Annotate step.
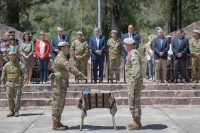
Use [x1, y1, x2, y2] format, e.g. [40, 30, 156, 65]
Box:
[1, 83, 200, 92]
[1, 97, 200, 107]
[1, 90, 200, 99]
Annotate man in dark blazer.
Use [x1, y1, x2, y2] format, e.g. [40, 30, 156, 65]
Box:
[51, 27, 70, 60]
[172, 29, 189, 83]
[153, 29, 169, 83]
[89, 28, 106, 83]
[122, 24, 140, 49]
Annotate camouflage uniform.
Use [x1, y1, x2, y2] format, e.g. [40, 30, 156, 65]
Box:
[50, 51, 86, 122]
[70, 40, 89, 80]
[125, 49, 143, 121]
[107, 38, 122, 81]
[1, 60, 23, 113]
[189, 37, 200, 81]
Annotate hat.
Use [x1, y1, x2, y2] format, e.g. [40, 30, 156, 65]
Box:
[58, 41, 70, 47]
[76, 31, 83, 35]
[166, 35, 172, 38]
[111, 30, 117, 33]
[123, 38, 135, 45]
[8, 51, 15, 55]
[40, 31, 45, 35]
[57, 27, 64, 32]
[9, 31, 15, 35]
[193, 30, 200, 34]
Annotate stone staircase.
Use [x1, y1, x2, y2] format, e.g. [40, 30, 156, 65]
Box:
[1, 83, 200, 107]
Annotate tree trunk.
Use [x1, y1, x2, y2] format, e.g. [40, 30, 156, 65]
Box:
[6, 0, 20, 29]
[111, 0, 122, 35]
[177, 0, 182, 29]
[169, 0, 182, 32]
[169, 0, 177, 32]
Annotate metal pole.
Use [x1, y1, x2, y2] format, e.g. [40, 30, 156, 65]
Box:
[98, 0, 101, 29]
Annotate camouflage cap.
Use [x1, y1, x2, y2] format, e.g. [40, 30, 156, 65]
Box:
[57, 27, 64, 32]
[193, 30, 200, 34]
[123, 38, 135, 45]
[166, 35, 172, 38]
[76, 31, 83, 35]
[58, 41, 70, 47]
[40, 31, 45, 35]
[111, 30, 117, 33]
[9, 31, 15, 36]
[8, 51, 15, 55]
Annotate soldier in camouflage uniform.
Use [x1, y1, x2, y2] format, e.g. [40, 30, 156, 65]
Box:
[189, 30, 200, 83]
[107, 30, 122, 83]
[1, 51, 23, 117]
[70, 31, 89, 83]
[49, 41, 87, 130]
[124, 38, 143, 130]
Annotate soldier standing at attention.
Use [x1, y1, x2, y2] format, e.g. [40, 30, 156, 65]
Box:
[70, 31, 89, 83]
[1, 51, 23, 117]
[189, 30, 200, 83]
[107, 30, 122, 83]
[49, 42, 87, 130]
[124, 38, 143, 130]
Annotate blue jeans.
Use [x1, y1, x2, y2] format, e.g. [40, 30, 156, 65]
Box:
[38, 58, 49, 83]
[147, 60, 153, 79]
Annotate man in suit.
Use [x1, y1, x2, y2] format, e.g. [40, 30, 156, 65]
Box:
[153, 29, 169, 83]
[51, 27, 70, 60]
[172, 29, 189, 83]
[89, 28, 106, 83]
[122, 24, 140, 49]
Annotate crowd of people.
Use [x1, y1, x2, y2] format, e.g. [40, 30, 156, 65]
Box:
[0, 25, 200, 84]
[143, 27, 200, 83]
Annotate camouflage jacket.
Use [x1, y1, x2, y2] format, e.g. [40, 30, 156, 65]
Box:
[125, 49, 143, 84]
[50, 51, 86, 87]
[70, 39, 89, 61]
[107, 38, 122, 59]
[1, 61, 23, 85]
[189, 37, 200, 55]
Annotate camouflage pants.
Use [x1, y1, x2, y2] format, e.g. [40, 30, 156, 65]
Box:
[75, 59, 87, 80]
[52, 86, 67, 122]
[6, 82, 22, 112]
[109, 58, 121, 80]
[127, 81, 142, 121]
[192, 58, 200, 80]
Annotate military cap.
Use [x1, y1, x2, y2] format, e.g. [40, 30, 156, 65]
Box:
[166, 35, 172, 38]
[123, 38, 135, 45]
[8, 51, 15, 55]
[57, 27, 64, 32]
[40, 31, 45, 35]
[76, 31, 83, 35]
[111, 30, 117, 33]
[9, 31, 15, 36]
[193, 30, 200, 34]
[58, 41, 70, 47]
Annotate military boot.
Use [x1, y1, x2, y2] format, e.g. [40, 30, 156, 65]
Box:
[14, 112, 19, 117]
[127, 119, 142, 130]
[7, 110, 14, 117]
[52, 121, 68, 130]
[59, 122, 68, 129]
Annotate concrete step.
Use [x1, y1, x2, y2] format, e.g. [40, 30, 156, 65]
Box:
[1, 97, 200, 107]
[1, 90, 200, 99]
[1, 83, 200, 92]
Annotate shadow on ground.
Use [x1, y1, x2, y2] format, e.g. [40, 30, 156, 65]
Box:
[142, 124, 168, 130]
[19, 113, 44, 117]
[69, 125, 126, 130]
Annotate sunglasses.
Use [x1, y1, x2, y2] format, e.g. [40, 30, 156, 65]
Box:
[9, 39, 15, 41]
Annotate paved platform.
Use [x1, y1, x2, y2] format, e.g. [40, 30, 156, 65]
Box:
[0, 106, 199, 133]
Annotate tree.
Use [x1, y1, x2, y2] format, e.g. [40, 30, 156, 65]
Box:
[0, 0, 54, 29]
